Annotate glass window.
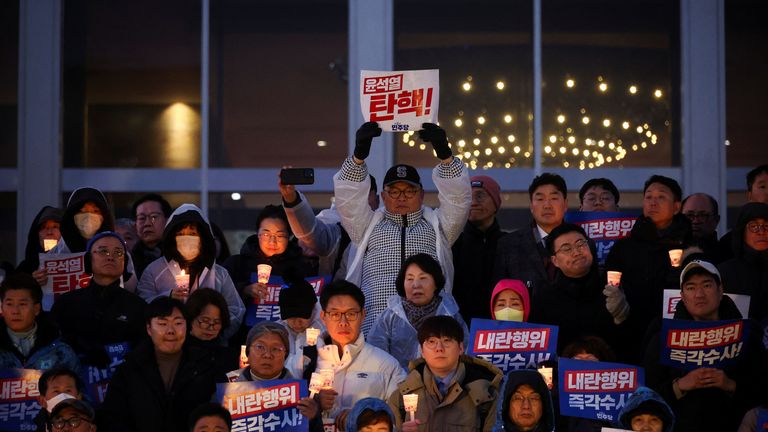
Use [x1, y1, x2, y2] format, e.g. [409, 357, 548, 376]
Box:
[0, 193, 16, 266]
[0, 1, 18, 168]
[210, 0, 348, 168]
[542, 0, 678, 169]
[62, 0, 201, 168]
[725, 0, 768, 167]
[394, 0, 532, 169]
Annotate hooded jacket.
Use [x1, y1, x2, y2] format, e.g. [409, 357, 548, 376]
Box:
[617, 386, 675, 432]
[388, 355, 503, 432]
[137, 204, 245, 339]
[489, 279, 530, 321]
[367, 292, 469, 371]
[346, 397, 396, 432]
[17, 206, 63, 274]
[493, 369, 555, 432]
[52, 187, 114, 254]
[718, 202, 768, 321]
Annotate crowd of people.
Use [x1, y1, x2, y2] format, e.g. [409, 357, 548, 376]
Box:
[0, 122, 766, 432]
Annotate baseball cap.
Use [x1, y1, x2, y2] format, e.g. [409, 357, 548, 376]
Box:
[679, 260, 721, 286]
[383, 164, 421, 188]
[50, 398, 96, 423]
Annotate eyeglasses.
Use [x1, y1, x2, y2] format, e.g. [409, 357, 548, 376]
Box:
[583, 194, 615, 203]
[324, 310, 361, 322]
[511, 393, 542, 405]
[258, 232, 290, 242]
[555, 238, 589, 255]
[52, 416, 91, 430]
[384, 187, 420, 199]
[423, 337, 458, 350]
[746, 222, 768, 234]
[136, 213, 163, 224]
[195, 317, 222, 329]
[684, 212, 713, 221]
[92, 248, 125, 258]
[251, 343, 286, 356]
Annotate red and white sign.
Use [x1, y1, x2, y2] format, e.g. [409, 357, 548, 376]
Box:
[360, 69, 439, 132]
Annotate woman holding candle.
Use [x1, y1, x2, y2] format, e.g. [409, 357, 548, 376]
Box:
[137, 204, 245, 339]
[368, 254, 468, 371]
[16, 205, 63, 277]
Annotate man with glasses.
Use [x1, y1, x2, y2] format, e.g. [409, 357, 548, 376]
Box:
[49, 399, 97, 431]
[131, 194, 172, 279]
[681, 193, 723, 263]
[496, 369, 555, 432]
[333, 122, 471, 335]
[387, 315, 503, 432]
[311, 280, 405, 431]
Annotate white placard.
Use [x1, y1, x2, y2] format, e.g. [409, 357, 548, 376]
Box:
[662, 289, 751, 319]
[360, 69, 439, 132]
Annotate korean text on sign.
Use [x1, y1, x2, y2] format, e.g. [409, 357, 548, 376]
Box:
[217, 380, 308, 432]
[564, 212, 638, 265]
[39, 252, 90, 310]
[0, 368, 43, 431]
[468, 319, 558, 372]
[244, 275, 330, 327]
[660, 318, 749, 371]
[360, 69, 439, 132]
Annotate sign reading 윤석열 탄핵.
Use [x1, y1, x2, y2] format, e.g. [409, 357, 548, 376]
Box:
[360, 69, 439, 132]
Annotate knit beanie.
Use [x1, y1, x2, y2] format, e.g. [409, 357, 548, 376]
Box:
[471, 175, 502, 210]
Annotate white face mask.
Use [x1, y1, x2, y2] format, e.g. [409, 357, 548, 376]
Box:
[46, 392, 75, 413]
[495, 307, 524, 322]
[74, 212, 103, 239]
[176, 235, 201, 261]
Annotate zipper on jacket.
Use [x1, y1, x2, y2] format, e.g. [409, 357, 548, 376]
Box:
[400, 214, 408, 264]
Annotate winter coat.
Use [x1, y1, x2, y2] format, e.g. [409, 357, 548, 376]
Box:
[718, 202, 768, 322]
[367, 292, 469, 371]
[643, 295, 763, 432]
[617, 386, 675, 432]
[51, 187, 114, 254]
[346, 397, 396, 432]
[51, 279, 146, 368]
[279, 303, 325, 379]
[493, 223, 553, 306]
[16, 206, 63, 274]
[493, 369, 555, 432]
[0, 315, 79, 372]
[97, 340, 228, 432]
[311, 332, 406, 418]
[130, 239, 163, 280]
[388, 355, 503, 432]
[233, 366, 292, 382]
[452, 219, 508, 322]
[138, 204, 245, 339]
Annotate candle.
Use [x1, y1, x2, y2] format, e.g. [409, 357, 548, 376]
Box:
[43, 239, 58, 252]
[309, 372, 324, 398]
[175, 269, 190, 296]
[403, 394, 419, 422]
[668, 249, 683, 267]
[257, 264, 272, 284]
[318, 368, 334, 389]
[305, 327, 320, 346]
[239, 345, 249, 368]
[606, 271, 622, 286]
[538, 366, 553, 389]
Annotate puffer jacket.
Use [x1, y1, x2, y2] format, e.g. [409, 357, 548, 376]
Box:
[346, 397, 396, 432]
[493, 369, 555, 432]
[367, 292, 469, 371]
[0, 315, 79, 372]
[617, 386, 675, 432]
[388, 355, 503, 432]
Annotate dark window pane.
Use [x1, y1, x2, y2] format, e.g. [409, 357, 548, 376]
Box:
[210, 0, 348, 168]
[0, 1, 18, 168]
[0, 193, 16, 266]
[62, 0, 201, 168]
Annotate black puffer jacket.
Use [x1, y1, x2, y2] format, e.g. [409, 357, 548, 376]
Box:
[16, 206, 63, 274]
[718, 202, 768, 322]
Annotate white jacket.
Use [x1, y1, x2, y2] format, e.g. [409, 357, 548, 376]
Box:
[278, 303, 326, 379]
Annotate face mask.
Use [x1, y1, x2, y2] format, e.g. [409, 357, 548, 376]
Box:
[46, 392, 75, 413]
[177, 235, 201, 261]
[495, 307, 524, 322]
[74, 213, 103, 239]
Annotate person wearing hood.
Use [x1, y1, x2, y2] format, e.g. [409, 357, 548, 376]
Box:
[605, 175, 692, 363]
[277, 267, 325, 379]
[137, 204, 245, 340]
[493, 369, 555, 432]
[718, 202, 768, 322]
[643, 260, 763, 432]
[223, 205, 316, 308]
[51, 231, 147, 368]
[530, 223, 617, 352]
[368, 253, 469, 371]
[617, 387, 675, 432]
[346, 397, 395, 432]
[51, 187, 115, 254]
[387, 315, 502, 432]
[17, 206, 63, 278]
[490, 279, 530, 322]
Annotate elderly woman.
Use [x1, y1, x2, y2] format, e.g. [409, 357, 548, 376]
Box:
[617, 387, 675, 432]
[368, 253, 468, 371]
[490, 279, 529, 322]
[493, 369, 555, 432]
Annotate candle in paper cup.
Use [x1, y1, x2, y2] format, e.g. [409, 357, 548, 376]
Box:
[538, 366, 554, 389]
[309, 372, 324, 397]
[403, 394, 419, 421]
[257, 264, 272, 284]
[668, 249, 683, 267]
[239, 345, 249, 368]
[175, 269, 190, 293]
[318, 368, 334, 389]
[43, 239, 58, 252]
[606, 271, 622, 286]
[305, 327, 320, 346]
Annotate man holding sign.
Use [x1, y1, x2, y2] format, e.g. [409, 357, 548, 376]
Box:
[334, 121, 470, 335]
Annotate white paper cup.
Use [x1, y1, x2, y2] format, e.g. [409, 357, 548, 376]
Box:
[318, 368, 334, 389]
[239, 345, 249, 368]
[606, 271, 622, 286]
[538, 366, 554, 389]
[306, 327, 320, 346]
[175, 271, 190, 292]
[403, 393, 419, 413]
[43, 239, 58, 252]
[309, 372, 324, 396]
[668, 249, 683, 267]
[257, 264, 272, 284]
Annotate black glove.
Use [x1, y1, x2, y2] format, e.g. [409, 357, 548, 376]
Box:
[354, 122, 382, 160]
[418, 123, 452, 159]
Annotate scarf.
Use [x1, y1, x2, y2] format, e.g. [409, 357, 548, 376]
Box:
[402, 295, 441, 331]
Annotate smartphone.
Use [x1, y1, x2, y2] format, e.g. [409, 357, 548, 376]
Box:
[280, 168, 315, 185]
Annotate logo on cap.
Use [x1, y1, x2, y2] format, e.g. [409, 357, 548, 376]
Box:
[396, 166, 408, 178]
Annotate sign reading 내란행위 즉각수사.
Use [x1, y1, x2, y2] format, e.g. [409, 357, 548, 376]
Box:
[564, 211, 638, 266]
[360, 69, 439, 133]
[0, 368, 43, 432]
[659, 318, 749, 371]
[467, 318, 558, 372]
[217, 379, 308, 432]
[244, 275, 330, 327]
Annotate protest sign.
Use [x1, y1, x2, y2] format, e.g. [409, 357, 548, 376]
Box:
[659, 318, 748, 370]
[38, 252, 90, 310]
[244, 275, 329, 327]
[0, 368, 42, 431]
[467, 318, 558, 372]
[558, 358, 644, 422]
[662, 289, 751, 319]
[217, 379, 308, 432]
[564, 212, 637, 266]
[757, 409, 768, 431]
[360, 69, 439, 132]
[79, 342, 130, 406]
